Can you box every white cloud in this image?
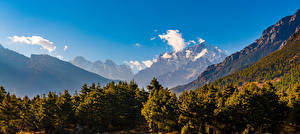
[154,29,158,32]
[64,45,68,51]
[150,37,156,41]
[198,38,206,44]
[161,52,172,59]
[142,60,153,68]
[186,40,196,45]
[56,55,63,60]
[126,61,145,73]
[8,36,56,52]
[158,30,207,52]
[159,30,185,52]
[135,43,141,47]
[193,48,208,61]
[125,58,158,73]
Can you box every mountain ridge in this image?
[134,42,227,88]
[71,56,134,81]
[213,28,300,87]
[0,45,112,96]
[172,9,300,93]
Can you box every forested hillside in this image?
[213,29,300,91]
[173,9,300,93]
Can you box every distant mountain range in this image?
[0,46,112,96]
[172,9,300,93]
[1,9,299,97]
[134,43,227,88]
[71,56,134,81]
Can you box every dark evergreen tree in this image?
[142,78,178,133]
[0,94,21,133]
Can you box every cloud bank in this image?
[161,53,172,59]
[142,60,153,68]
[158,30,206,52]
[159,30,185,52]
[126,61,144,73]
[127,30,207,73]
[126,58,158,73]
[9,36,56,52]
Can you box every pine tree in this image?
[0,86,6,102]
[40,92,58,133]
[147,77,163,94]
[55,90,75,132]
[178,90,203,133]
[142,78,178,133]
[76,85,106,133]
[19,95,35,132]
[222,83,236,98]
[0,94,21,133]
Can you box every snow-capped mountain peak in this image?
[185,50,192,58]
[134,42,227,88]
[193,48,208,61]
[162,53,172,59]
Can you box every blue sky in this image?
[0,0,299,66]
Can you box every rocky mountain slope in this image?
[212,29,300,90]
[0,46,112,96]
[172,9,300,93]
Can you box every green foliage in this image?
[141,78,179,133]
[0,78,298,133]
[0,80,148,133]
[75,81,149,133]
[76,84,106,132]
[179,89,213,133]
[1,29,300,133]
[0,94,21,133]
[216,83,287,133]
[55,90,74,131]
[213,31,300,93]
[177,82,296,133]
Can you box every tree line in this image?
[0,81,148,133]
[0,78,299,133]
[142,79,299,133]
